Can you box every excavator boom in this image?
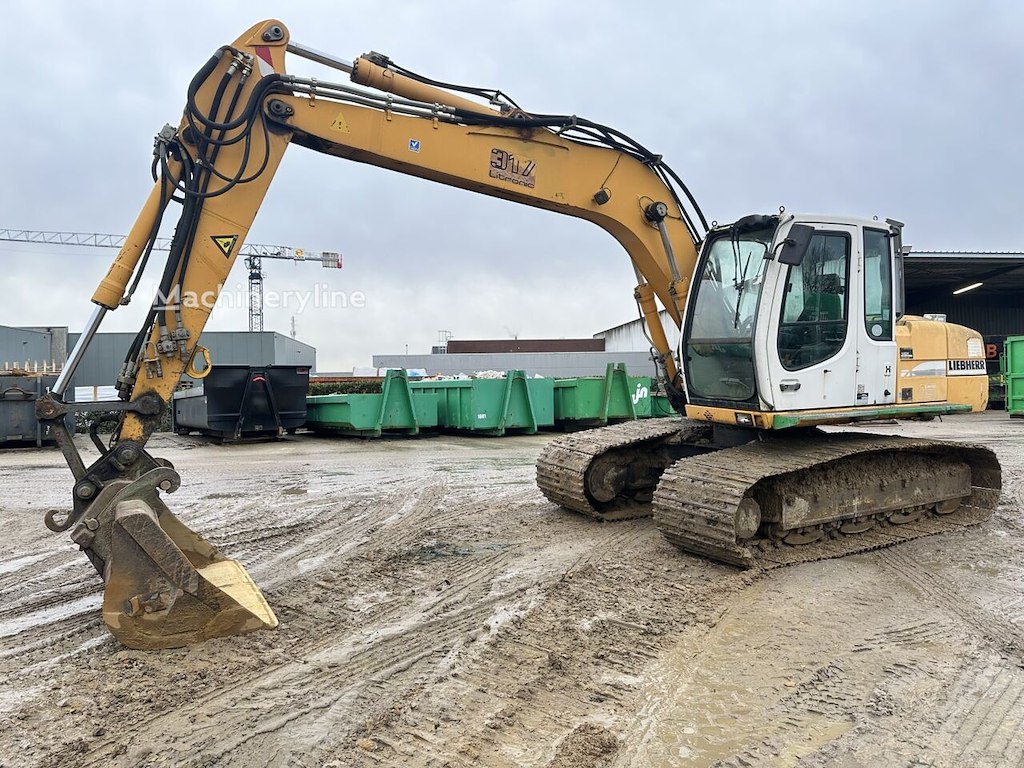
[38,20,708,649]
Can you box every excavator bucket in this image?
[95,494,277,650]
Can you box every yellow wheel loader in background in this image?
[34,20,999,649]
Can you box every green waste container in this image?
[553,363,636,428]
[410,370,552,435]
[627,376,674,418]
[1006,336,1024,417]
[307,369,437,436]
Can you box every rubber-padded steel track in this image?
[536,419,710,521]
[653,431,1001,569]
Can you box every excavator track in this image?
[653,431,1001,570]
[536,418,713,521]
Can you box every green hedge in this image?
[308,380,383,396]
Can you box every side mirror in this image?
[778,224,815,266]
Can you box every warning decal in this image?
[212,235,239,258]
[329,111,350,133]
[254,46,275,77]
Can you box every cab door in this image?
[855,227,897,405]
[762,225,860,410]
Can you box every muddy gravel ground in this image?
[1,412,1023,767]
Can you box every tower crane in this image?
[0,228,342,332]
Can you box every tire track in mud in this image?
[332,521,722,768]
[866,545,1024,768]
[607,556,996,768]
[203,479,451,585]
[0,462,109,667]
[0,479,448,676]
[558,517,655,581]
[918,656,1024,768]
[873,548,1024,660]
[995,464,1024,536]
[0,468,507,765]
[18,462,543,767]
[0,546,108,672]
[6,419,1024,768]
[89,585,536,768]
[71,494,541,767]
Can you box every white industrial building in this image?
[371,314,678,378]
[592,310,679,353]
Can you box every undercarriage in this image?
[537,418,1001,568]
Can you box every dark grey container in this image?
[0,374,67,447]
[172,365,309,440]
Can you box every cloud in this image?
[1,1,1020,371]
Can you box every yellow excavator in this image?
[35,20,1000,650]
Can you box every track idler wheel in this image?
[734,498,762,540]
[586,457,629,503]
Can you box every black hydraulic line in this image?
[656,164,709,234]
[151,147,203,338]
[143,60,232,341]
[276,72,709,239]
[186,60,286,133]
[123,175,170,305]
[176,64,277,197]
[119,54,287,389]
[191,110,272,191]
[389,62,523,110]
[183,48,239,131]
[118,147,182,373]
[177,68,245,297]
[163,150,199,273]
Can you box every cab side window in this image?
[778,232,851,370]
[863,228,893,341]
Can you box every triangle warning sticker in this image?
[211,235,239,258]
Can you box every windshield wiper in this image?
[732,250,753,329]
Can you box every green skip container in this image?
[553,363,637,428]
[628,375,674,418]
[552,364,675,427]
[1007,336,1024,418]
[410,370,553,435]
[307,369,438,436]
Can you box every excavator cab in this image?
[682,213,987,427]
[681,213,974,424]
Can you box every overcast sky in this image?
[1,2,1020,372]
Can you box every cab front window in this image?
[685,229,771,402]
